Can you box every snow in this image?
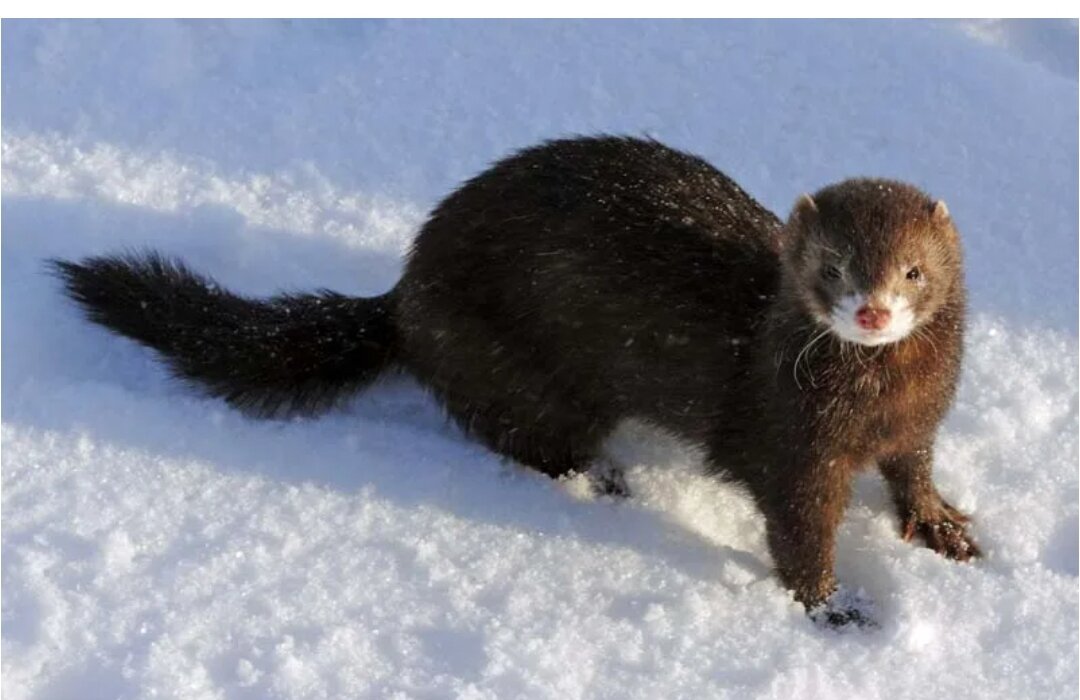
[2,19,1077,700]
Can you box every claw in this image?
[902,518,917,542]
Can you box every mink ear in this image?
[787,193,819,232]
[777,193,818,255]
[931,199,950,222]
[794,193,818,218]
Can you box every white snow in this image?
[2,19,1077,700]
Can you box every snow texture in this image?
[2,19,1078,700]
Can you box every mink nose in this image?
[855,305,891,331]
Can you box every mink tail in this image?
[51,252,398,418]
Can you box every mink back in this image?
[394,136,785,443]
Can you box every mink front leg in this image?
[755,455,855,613]
[879,447,981,561]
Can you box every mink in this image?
[53,135,980,625]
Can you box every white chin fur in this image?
[827,293,915,346]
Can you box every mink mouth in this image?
[831,326,907,347]
[823,293,916,347]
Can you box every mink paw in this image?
[808,587,879,631]
[901,500,981,561]
[587,460,631,499]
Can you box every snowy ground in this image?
[2,19,1077,700]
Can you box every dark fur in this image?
[53,253,396,416]
[54,136,978,619]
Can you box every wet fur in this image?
[54,136,978,616]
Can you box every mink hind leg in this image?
[397,312,619,483]
[440,389,618,482]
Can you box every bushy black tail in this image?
[52,252,398,417]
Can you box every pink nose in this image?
[856,305,891,331]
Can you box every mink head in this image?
[780,179,963,347]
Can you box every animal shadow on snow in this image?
[2,194,773,589]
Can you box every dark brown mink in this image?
[52,135,980,625]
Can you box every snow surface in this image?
[2,19,1078,700]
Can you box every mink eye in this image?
[906,266,922,281]
[822,265,842,280]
